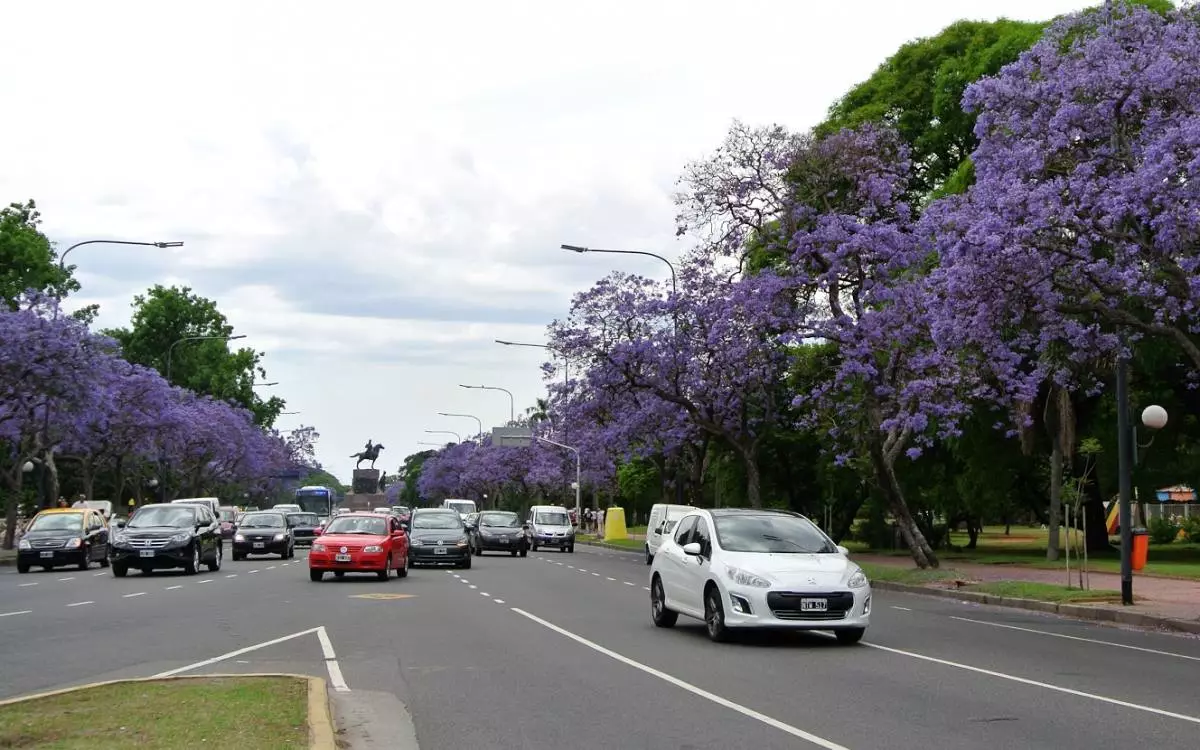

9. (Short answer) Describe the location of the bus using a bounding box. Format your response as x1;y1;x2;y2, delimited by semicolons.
294;486;334;519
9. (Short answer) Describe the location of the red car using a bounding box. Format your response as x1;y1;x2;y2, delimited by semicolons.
308;512;410;581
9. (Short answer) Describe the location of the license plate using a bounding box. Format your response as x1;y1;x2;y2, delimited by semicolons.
40;550;54;558
139;550;155;558
434;547;447;555
252;542;264;549
800;598;828;612
499;536;508;543
335;554;351;562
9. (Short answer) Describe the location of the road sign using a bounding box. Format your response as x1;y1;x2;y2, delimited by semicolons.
493;426;532;447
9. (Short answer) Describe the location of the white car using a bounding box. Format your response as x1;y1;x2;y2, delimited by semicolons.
649;508;871;644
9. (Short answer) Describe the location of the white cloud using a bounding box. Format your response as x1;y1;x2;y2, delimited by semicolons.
0;0;1095;480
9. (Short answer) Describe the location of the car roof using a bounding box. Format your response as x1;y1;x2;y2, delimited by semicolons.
704;508;805;519
334;512;390;518
37;508;88;515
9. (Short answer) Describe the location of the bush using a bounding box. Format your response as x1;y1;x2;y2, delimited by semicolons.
1147;517;1181;545
1180;516;1200;545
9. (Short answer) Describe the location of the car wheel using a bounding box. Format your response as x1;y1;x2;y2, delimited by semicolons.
207;544;221;572
835;628;865;645
567;543;574;553
377;562;390;581
531;542;538;552
645;546;653;566
17;562;29;574
510;549;517;557
650;576;677;628
519;548;527;558
396;554;409;578
78;549;90;571
184;545;200;575
704;585;730;642
461;555;472;570
309;569;324;582
112;563;128;578
99;546;110;568
233;552;244;561
474;545;482;557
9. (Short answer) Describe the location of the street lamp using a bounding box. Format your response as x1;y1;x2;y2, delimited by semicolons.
494;338;572;417
21;461;35;474
425;429;461;443
58;239;185;273
279;411;300;415
417;442;446;447
166;334;247;381
459;384;516;425
252;382;279;387
437;412;483;441
536;435;581;524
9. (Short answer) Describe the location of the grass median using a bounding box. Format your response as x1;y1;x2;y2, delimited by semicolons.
577;533;643;550
0;676;308;750
858;562;1120;603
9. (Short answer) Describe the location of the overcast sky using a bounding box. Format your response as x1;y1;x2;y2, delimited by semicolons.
0;0;1097;483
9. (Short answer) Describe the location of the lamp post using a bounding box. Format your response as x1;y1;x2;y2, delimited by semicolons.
59;239;185;274
166;334;247;382
21;461;37;508
459;384;515;425
536;435;581;524
437;412;483;441
494;339;571;438
561;243;683;505
417;442;445;448
252;381;279;387
424;430;461;443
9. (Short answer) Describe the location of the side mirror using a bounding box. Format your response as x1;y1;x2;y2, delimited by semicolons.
115;520;127;529
836;545;850;556
682;542;702;556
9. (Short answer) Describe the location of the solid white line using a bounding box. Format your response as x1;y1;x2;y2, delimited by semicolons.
316;625;337;659
316;626;351;693
152;627;322;678
0;610;32;618
18;582;37;587
511;608;848;749
165;585;183;590
57;577;75;581
891;606;912;611
864;642;1200;725
949;616;1200;662
493;599;505;604
122;592;146;599
66;601;93;607
623;582;635;586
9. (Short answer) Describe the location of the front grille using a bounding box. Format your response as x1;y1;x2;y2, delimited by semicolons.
330;544;363;552
244;535;278;542
766;591;854;621
29;539;65;549
127;538;170;549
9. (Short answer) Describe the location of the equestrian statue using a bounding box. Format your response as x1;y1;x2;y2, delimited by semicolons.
350;439;386;470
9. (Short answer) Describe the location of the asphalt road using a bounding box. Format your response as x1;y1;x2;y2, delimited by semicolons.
3;542;1199;749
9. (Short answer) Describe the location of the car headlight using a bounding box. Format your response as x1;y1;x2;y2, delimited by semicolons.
410;539;423;547
847;568;868;588
18;539;31;550
66;537;83;548
312;543;326;552
363;545;383;553
273;533;286;541
725;565;772;588
455;539;468;547
234;534;245;542
169;532;191;544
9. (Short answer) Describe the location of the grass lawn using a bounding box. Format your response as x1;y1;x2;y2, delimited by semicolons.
0;677;308;750
578;533;643;550
856;562;1120;603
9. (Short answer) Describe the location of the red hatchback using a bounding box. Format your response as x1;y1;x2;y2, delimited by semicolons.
308;512;410;581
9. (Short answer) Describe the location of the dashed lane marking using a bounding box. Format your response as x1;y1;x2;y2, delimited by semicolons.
57;577;75;582
0;610;31;618
165;585;183;590
18;583;37;588
66;601;93;607
122;592;146;598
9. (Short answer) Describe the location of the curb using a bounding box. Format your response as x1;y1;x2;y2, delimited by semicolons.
575;538;644;555
0;672;337;749
871;580;1200;634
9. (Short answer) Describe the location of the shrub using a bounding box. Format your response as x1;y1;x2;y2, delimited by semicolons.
1147;517;1180;545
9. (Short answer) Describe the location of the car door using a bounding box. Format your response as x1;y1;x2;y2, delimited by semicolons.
677;516;715;613
95;512;110;557
387;517;402;566
200;508;218;560
658;516;697;609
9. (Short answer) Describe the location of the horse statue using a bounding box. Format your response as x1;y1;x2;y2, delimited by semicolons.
350;439;386;470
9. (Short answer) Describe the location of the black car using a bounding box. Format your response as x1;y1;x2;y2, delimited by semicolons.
467;511;531;557
17;508;111;573
232;512;295;560
109;503;222;577
286;512;322;547
407;509;471;568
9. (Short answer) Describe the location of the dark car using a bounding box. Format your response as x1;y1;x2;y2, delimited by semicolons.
109;503;222;577
217;506;239;539
232;512;294;560
17;508;111;573
407;509;471;568
287;512;322;547
467;511;530;557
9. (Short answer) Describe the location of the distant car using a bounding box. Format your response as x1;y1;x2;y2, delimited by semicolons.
441;498;477;519
309;512;409;581
232;511;294;560
372;507;391;514
109;503;222;577
649;508;871;644
407;509;471;568
527;506;575;553
286;512;322;547
17;508;111;573
217;506;239;539
388;506;412;525
272;503;302;514
468;511;530;557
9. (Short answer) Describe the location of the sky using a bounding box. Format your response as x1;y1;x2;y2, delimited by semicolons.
0;0;1098;483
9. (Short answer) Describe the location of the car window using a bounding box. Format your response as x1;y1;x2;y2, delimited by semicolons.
324;516;388;535
693;517;712;558
479;512;518;527
240;514;285;528
712;514;838;554
673;516;697;546
535;511;570;526
129;506;195;529
413;512;463;530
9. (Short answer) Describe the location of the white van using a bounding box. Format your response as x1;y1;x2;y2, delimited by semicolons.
172;497;221;517
527;505;575;553
645;504;693;565
442;499;477;518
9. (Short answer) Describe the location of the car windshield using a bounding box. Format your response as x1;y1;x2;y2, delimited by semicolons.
414;513;462;530
713;515;837;554
480;512;519;528
218;509;237;521
240;514;285;529
324;516;388;535
288;514;320;526
535;511;569;526
129;506;195;529
27;513;84;532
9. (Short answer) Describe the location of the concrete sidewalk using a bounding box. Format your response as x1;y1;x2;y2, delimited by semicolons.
855;553;1200;626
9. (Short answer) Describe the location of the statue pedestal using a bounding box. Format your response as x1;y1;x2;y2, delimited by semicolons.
342;493;385;511
352;469;381;495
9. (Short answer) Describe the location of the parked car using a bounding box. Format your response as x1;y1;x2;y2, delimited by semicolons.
109;503;222;577
467;511;530;557
17;507;111;573
407;508;471;568
232;511;294;560
308;512;409;581
649;508;871;644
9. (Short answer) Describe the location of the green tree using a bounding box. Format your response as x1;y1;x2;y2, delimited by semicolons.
396;450;437;506
0;200;80;308
299;468;347;494
103;285;284;426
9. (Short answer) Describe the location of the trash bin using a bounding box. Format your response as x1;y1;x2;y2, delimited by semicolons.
1131;528;1150;571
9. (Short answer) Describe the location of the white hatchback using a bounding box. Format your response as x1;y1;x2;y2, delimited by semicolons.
649;508;871;643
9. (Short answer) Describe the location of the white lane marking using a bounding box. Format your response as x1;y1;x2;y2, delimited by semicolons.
469;585;477;590
864;642;1200;725
66;601;93;607
0;610;32;618
198;579;213;584
643;587;650;591
226;574;238;578
93;572;106;577
316;626;351;693
950;616;1200;663
577;568;587;573
606;577;615;581
248;569;260;574
556;562;564;566
512;608;849;749
57;577;75;581
567;566;575;569
493;599;505;604
165;585;183;590
891;606;912;611
122;592;146;599
460;579;470;584
267;566;277;570
18;582;37;588
481;592;490;597
591;573;600;577
153;627;322;678
623;582;635;586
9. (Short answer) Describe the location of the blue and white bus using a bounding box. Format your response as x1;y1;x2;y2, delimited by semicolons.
294;486;334;519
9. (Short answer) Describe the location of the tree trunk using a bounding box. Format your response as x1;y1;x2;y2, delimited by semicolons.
832;493;866;543
732;441;762;508
46;451;61;507
2;470;23;550
1047;439;1063;561
869;438;938;568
